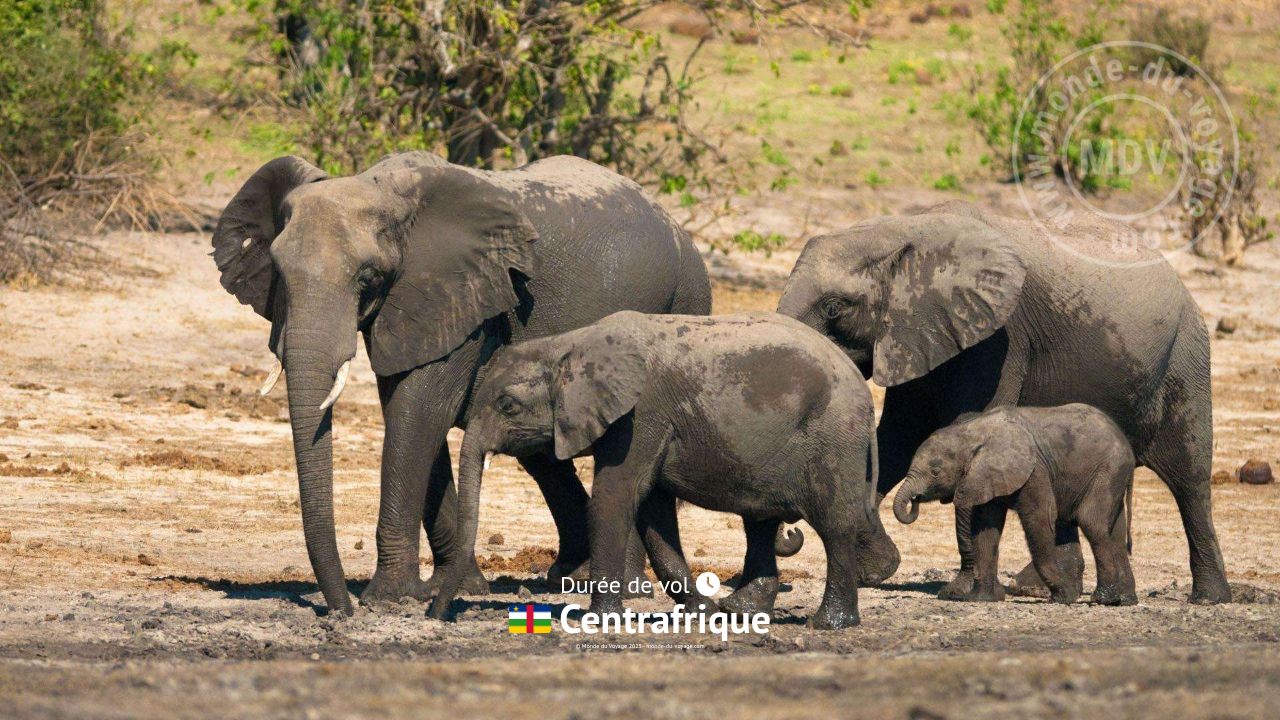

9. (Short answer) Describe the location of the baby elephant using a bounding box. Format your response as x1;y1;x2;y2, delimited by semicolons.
893;404;1136;606
428;311;885;629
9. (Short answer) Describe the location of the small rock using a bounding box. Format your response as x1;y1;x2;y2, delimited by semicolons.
1239;459;1274;485
54;462;72;475
517;585;533;600
1216;316;1239;335
185;528;201;534
62;613;75;621
668;14;713;39
310;653;320;661
354;539;364;550
487;533;504;546
44;614;57;622
137;553;158;567
0;453;8;462
694;548;707;557
0;530;10;544
13;382;45;391
908;11;928;23
1211;469;1234;485
914;68;935;85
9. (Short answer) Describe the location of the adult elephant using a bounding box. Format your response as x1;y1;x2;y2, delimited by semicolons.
212;151;711;614
777;200;1230;604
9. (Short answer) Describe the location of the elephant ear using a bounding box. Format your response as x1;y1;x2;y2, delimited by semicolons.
551;326;647;460
872;214;1026;387
954;413;1036;508
367;167;539;376
211;156;328;320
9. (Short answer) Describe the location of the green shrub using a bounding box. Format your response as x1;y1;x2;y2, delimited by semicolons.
0;0;193;284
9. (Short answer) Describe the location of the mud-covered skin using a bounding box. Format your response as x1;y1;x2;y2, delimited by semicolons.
777;200;1228;604
429;311;890;630
894;404;1138;606
211;152;711;614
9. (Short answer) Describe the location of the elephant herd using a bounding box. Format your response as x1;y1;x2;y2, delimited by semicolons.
211;151;1231;627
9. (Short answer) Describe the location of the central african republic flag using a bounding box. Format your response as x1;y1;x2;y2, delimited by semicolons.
508;603;553;634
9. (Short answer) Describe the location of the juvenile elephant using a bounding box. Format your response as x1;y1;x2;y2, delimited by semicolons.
894;405;1137;606
777;201;1228;604
212;152;710;614
428;311;890;629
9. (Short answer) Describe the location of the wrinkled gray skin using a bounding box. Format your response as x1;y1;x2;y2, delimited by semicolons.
778;200;1229;604
428;311;891;630
212;152;710;614
894;405;1137;606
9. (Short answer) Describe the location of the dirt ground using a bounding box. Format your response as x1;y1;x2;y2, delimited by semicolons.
2;195;1279;718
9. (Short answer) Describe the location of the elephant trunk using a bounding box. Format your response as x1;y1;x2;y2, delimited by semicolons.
427;428;487;620
283;300;359;616
893;474;924;525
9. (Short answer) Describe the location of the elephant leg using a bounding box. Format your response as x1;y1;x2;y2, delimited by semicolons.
937;506;976;600
1015;487;1076;605
363;347;486;605
1081;507;1137;606
517;453;591;587
635;486;705;609
807;511;861;630
586;416;662;615
1140;416;1230;603
964;504;1007;602
720;518;781;616
1005;524;1084;599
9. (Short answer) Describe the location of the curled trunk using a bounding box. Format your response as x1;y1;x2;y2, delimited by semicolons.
893;474;924;524
427;431;486;620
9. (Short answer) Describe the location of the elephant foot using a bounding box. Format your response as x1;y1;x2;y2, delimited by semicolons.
937;569;975;600
588;596;625;617
545;555;590;592
1048;586;1078;605
361;562;488;607
1091;584;1136;606
1006;557;1083;599
857;533;901;586
808;603;860;630
1189;578;1232;605
963;583;1006;603
720;577;779;615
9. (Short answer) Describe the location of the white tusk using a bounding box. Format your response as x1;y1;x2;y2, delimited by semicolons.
260;360;283;396
483;452;492;471
319;360;351;411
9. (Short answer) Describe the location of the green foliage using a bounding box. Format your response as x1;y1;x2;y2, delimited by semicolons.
231;0;712;184
729;229;787;255
0;0;136;178
932;172;961;190
962;0;1120;189
865;169;886;187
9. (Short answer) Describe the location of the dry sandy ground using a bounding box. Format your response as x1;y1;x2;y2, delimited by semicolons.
1;206;1279;718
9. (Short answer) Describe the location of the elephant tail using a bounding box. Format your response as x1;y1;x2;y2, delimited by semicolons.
1125;475;1134;555
774;525;804;557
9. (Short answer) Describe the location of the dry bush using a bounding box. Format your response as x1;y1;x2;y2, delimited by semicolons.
0;0;196;287
1130;7;1212;77
1182;102;1273;266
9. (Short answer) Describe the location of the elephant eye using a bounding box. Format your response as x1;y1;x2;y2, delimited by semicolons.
496;394;521;416
820;297;848;320
929;465;941;476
